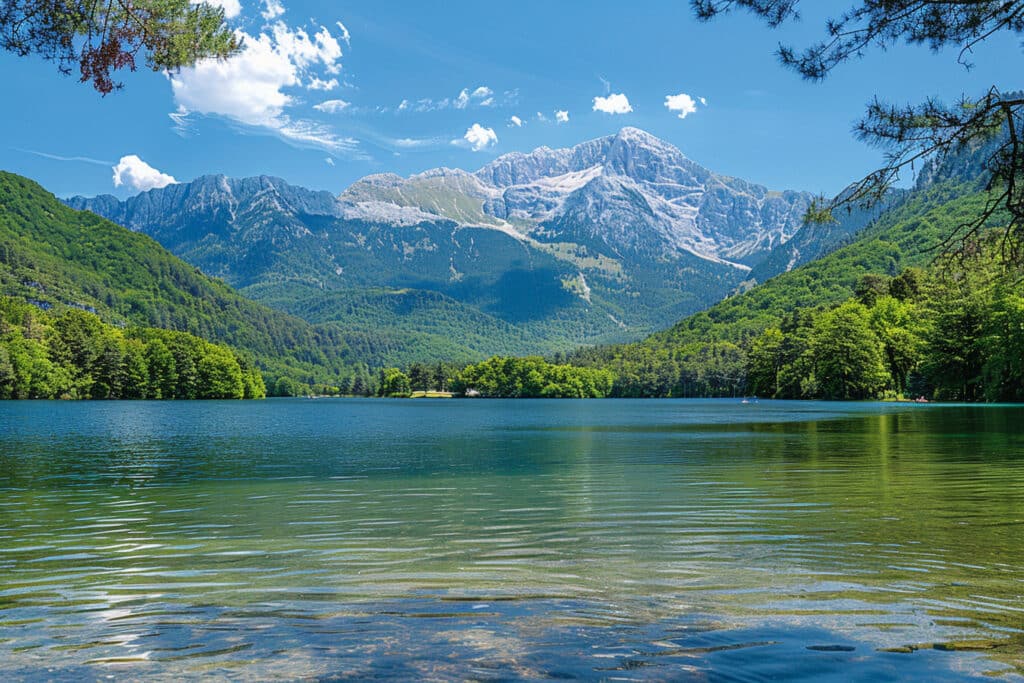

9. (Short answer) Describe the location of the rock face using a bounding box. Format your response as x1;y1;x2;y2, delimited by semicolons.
66;128;825;356
342;127;813;267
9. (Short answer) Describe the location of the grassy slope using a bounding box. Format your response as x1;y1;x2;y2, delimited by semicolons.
0;171;354;384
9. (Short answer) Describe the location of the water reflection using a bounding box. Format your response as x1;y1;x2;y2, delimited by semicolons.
0;399;1022;680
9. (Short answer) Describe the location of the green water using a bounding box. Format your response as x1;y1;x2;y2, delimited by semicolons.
0;399;1022;680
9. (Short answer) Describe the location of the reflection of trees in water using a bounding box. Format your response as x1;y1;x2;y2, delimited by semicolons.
1;402;1023;675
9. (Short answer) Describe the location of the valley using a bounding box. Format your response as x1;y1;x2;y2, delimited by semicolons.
68;128;873;366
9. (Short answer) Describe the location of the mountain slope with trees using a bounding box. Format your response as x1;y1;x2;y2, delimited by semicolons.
568;181;1013;399
0;171;361;391
67;128;831;360
0;297;265;399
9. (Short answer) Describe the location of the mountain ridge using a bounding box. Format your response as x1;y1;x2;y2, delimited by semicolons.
66;128;868;363
72;127;816;271
0;171;361;388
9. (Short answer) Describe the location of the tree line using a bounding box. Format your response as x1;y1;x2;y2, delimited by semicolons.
378;357;614;398
571;242;1024;402
0;171;362;394
747;255;1024;402
0;298;265;400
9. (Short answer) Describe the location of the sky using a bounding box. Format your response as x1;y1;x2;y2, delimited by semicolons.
1;0;1022;200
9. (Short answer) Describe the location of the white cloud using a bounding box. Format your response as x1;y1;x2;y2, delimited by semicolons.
308;76;338;90
194;0;241;19
425;85;494;112
325;157;335;166
171;32;294;129
699;96;708;106
461;123;498;151
592;92;632;115
665;92;700;119
269;22;342;73
313;98;350;113
261;0;284;20
112;155;177;192
416;97;447;111
509;115;522;127
169;20;356;153
555;109;569;124
397;99;409;111
336;21;351;45
536;111;547;122
392;137;442;148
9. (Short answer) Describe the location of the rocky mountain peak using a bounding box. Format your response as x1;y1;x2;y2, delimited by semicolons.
68;127;812;270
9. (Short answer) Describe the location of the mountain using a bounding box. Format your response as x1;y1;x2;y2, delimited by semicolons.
568;178;995;396
351;127;812;266
745;188;903;286
0;171;358;388
68;128;819;361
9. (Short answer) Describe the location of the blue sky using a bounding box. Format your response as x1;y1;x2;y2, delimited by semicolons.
1;0;1021;199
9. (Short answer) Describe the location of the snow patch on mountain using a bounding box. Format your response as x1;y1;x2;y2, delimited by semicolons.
350;127;812;270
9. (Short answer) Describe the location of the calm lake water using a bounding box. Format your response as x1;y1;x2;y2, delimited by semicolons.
1;399;1023;681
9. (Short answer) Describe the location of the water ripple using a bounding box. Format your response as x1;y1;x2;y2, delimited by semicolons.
1;400;1023;679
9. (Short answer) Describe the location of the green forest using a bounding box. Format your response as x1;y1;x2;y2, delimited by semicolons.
377;356;614;399
569;235;1023;401
0;172;360;391
453;357;614;398
0;298;265;399
3;168;1024;403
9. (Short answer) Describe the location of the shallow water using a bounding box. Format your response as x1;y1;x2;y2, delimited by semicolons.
1;399;1022;680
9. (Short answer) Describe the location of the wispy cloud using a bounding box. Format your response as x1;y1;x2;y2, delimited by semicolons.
509;115;523;127
14;148;112;166
471;85;493;106
314;98;351;114
555;110;569;124
308;76;338;91
392;136;445;149
336;21;351;45
397;85;504;113
261;0;284;20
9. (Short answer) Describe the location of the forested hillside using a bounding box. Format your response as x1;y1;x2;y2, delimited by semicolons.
0;297;265;399
0;172;364;390
243;281;556;368
67;129;819;361
742;248;1024;402
569;183;1018;400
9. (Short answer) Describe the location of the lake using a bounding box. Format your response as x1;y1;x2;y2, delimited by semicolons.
1;399;1022;681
